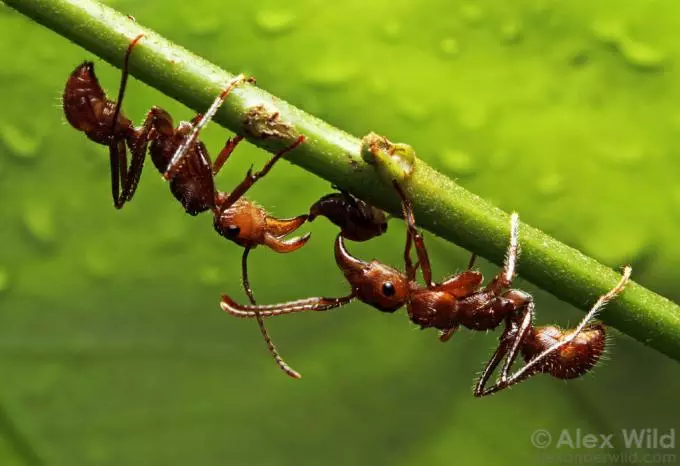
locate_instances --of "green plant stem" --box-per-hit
[4,0,680,362]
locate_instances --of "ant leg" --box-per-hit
[477,267,632,396]
[221,294,355,317]
[403,229,417,281]
[109,33,144,208]
[393,181,434,287]
[502,266,631,389]
[109,139,127,209]
[219,135,306,210]
[242,247,302,379]
[212,135,245,176]
[120,106,174,203]
[474,298,535,397]
[473,323,514,395]
[164,75,254,180]
[467,253,478,270]
[439,326,459,342]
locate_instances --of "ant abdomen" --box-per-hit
[309,192,387,242]
[63,62,131,145]
[521,323,607,379]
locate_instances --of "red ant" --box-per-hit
[63,34,310,379]
[308,189,388,242]
[220,181,631,396]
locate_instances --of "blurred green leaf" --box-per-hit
[0,0,679,465]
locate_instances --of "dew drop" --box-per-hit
[459,106,487,131]
[381,20,402,42]
[596,145,644,169]
[83,247,113,280]
[489,150,511,170]
[0,267,9,295]
[500,21,523,45]
[305,61,356,90]
[581,225,649,267]
[461,4,484,25]
[199,266,221,286]
[397,99,431,123]
[672,187,680,220]
[439,38,460,57]
[535,173,564,199]
[592,20,625,45]
[23,203,56,246]
[592,22,666,71]
[254,9,296,36]
[0,123,41,160]
[440,149,477,177]
[618,37,666,71]
[187,15,222,37]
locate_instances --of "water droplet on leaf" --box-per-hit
[440,149,477,177]
[83,247,113,279]
[439,38,459,57]
[500,21,523,44]
[397,99,431,123]
[536,173,564,199]
[187,15,222,37]
[461,4,484,25]
[0,123,41,160]
[254,9,296,36]
[618,37,665,71]
[305,61,356,90]
[23,203,56,246]
[0,267,9,295]
[199,266,221,285]
[381,20,402,42]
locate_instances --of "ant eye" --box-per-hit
[226,225,240,237]
[382,282,396,297]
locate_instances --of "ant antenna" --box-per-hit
[164,74,253,180]
[241,247,301,379]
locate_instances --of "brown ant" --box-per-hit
[308,189,388,242]
[63,34,311,379]
[220,181,631,396]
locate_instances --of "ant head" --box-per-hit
[334,235,408,312]
[213,197,265,247]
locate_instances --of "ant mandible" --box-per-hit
[63,34,310,379]
[220,180,631,396]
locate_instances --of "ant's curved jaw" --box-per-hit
[265,214,309,238]
[264,232,311,253]
[334,234,369,273]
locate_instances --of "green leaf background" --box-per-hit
[0,0,678,465]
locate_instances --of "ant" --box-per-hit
[63,34,310,379]
[220,181,631,396]
[308,189,388,242]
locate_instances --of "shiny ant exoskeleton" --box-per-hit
[63,34,311,379]
[308,189,388,242]
[220,181,631,396]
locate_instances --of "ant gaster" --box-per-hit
[63,34,310,379]
[308,190,388,242]
[221,181,631,396]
